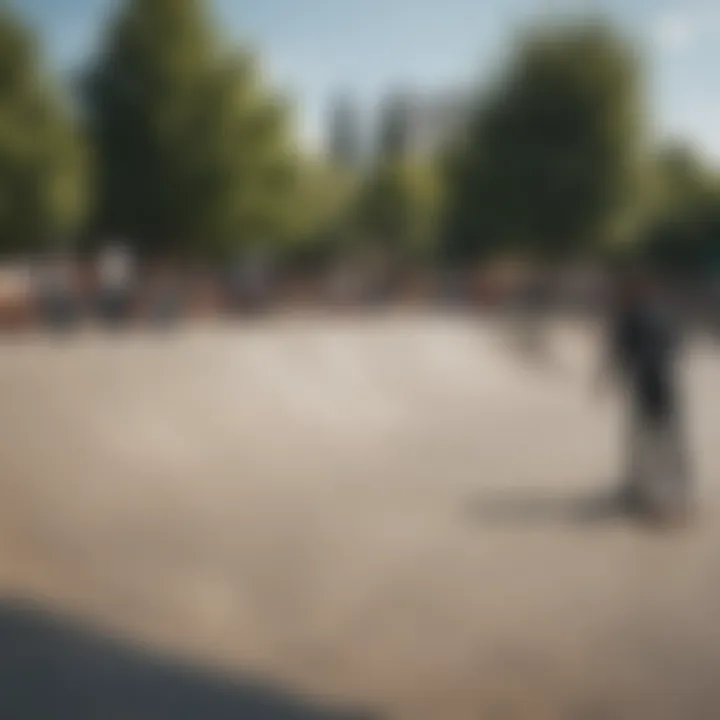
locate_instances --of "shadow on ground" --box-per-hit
[0,599,375,720]
[465,488,622,526]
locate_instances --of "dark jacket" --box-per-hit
[612,300,679,421]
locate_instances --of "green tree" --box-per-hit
[640,144,720,274]
[443,19,644,266]
[85,0,297,259]
[280,157,359,264]
[0,7,87,253]
[356,160,442,262]
[654,145,717,210]
[353,91,442,263]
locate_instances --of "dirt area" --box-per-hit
[1,313,719,719]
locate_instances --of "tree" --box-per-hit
[653,144,717,211]
[640,144,720,275]
[356,160,442,263]
[280,156,359,266]
[351,90,442,264]
[85,0,297,259]
[442,19,644,266]
[0,7,87,254]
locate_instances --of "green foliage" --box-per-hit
[354,91,442,262]
[85,0,297,259]
[640,145,720,274]
[2,2,717,276]
[356,160,443,261]
[288,160,357,240]
[278,159,360,268]
[443,19,644,266]
[0,7,87,253]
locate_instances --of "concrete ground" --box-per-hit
[1,313,720,719]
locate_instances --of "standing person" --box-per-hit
[147,258,185,328]
[0,260,33,332]
[244,249,275,314]
[96,241,135,328]
[34,250,78,333]
[326,257,362,309]
[598,271,691,521]
[517,270,553,359]
[242,250,267,313]
[225,250,267,315]
[225,253,244,315]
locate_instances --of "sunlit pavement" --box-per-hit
[1,313,720,719]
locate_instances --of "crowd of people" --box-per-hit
[0,249,475,333]
[0,243,282,333]
[34,242,138,331]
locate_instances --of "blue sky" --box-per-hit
[11,0,720,158]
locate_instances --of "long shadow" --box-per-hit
[0,599,375,720]
[465,488,622,526]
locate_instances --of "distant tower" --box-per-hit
[377,89,415,162]
[327,91,361,169]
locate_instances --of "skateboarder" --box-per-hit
[599,271,690,519]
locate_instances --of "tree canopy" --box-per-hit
[443,20,644,266]
[1,2,718,279]
[0,7,87,254]
[639,145,720,274]
[356,160,442,262]
[85,0,297,259]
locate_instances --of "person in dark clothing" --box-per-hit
[34,252,78,333]
[600,272,691,518]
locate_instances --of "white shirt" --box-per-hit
[98,245,134,291]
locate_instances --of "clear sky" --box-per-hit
[11,0,720,158]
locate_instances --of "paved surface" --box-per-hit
[1,314,720,719]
